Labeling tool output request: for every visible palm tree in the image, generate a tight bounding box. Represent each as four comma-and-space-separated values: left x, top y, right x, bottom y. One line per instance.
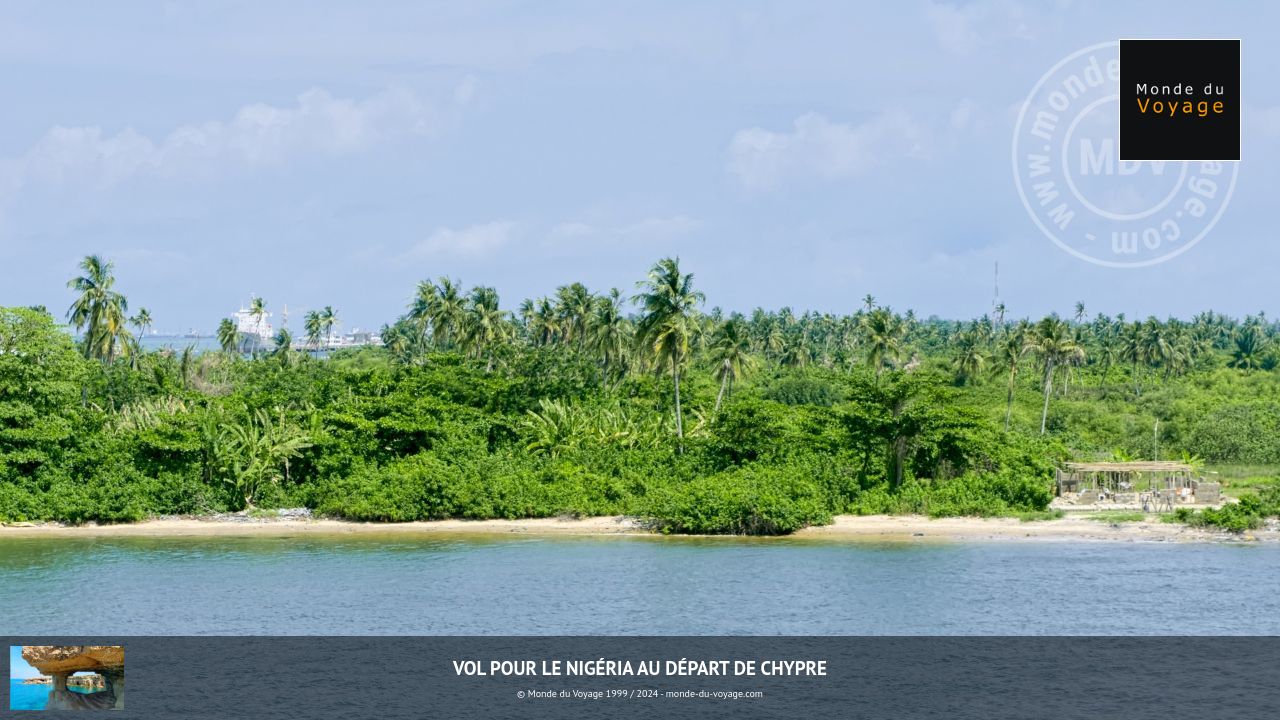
321, 306, 338, 349
633, 257, 704, 447
952, 329, 988, 385
217, 318, 240, 354
555, 282, 595, 346
997, 322, 1028, 430
1119, 321, 1149, 395
408, 279, 437, 345
1073, 301, 1087, 324
526, 297, 559, 346
130, 307, 153, 337
271, 328, 296, 366
588, 289, 629, 379
303, 310, 324, 351
709, 318, 756, 413
431, 278, 466, 348
248, 297, 267, 353
1228, 324, 1270, 370
1094, 321, 1120, 388
462, 286, 511, 370
1025, 316, 1084, 434
859, 307, 906, 382
66, 254, 132, 362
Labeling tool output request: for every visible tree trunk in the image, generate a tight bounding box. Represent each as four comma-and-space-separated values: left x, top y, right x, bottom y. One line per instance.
1004, 366, 1016, 431
713, 361, 730, 414
672, 355, 684, 451
1040, 359, 1055, 434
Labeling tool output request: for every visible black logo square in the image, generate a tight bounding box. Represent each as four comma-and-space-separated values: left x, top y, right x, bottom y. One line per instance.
1120, 39, 1240, 161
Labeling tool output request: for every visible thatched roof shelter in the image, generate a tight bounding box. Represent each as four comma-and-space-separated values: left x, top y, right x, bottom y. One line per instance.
1056, 460, 1200, 499
1063, 461, 1192, 473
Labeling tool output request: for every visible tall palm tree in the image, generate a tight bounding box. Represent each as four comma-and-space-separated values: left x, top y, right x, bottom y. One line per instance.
633, 257, 704, 447
303, 310, 324, 351
431, 278, 466, 349
997, 322, 1029, 430
1119, 321, 1149, 395
130, 307, 153, 337
1094, 321, 1120, 388
248, 297, 267, 353
859, 307, 905, 382
952, 329, 988, 385
1025, 316, 1084, 434
588, 289, 629, 379
66, 254, 131, 362
408, 279, 438, 346
526, 297, 559, 346
320, 306, 338, 348
462, 286, 511, 370
216, 319, 240, 353
555, 282, 595, 346
709, 318, 756, 413
217, 318, 240, 354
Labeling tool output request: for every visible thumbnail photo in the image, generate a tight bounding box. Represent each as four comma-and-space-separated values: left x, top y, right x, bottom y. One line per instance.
9, 646, 124, 711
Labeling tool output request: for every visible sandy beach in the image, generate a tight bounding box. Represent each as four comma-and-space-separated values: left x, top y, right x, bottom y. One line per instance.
1, 513, 1274, 543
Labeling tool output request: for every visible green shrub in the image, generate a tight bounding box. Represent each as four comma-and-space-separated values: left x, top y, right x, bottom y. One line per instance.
762, 376, 847, 407
848, 471, 1053, 518
644, 464, 832, 535
1177, 493, 1275, 533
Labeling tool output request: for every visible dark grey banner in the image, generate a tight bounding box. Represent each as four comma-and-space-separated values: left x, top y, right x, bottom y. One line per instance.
4, 637, 1278, 719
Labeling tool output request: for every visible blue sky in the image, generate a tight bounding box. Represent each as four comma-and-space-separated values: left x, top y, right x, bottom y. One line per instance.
0, 1, 1276, 333
9, 646, 37, 679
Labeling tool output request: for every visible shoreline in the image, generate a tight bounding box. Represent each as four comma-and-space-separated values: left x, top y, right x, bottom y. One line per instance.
0, 514, 1274, 543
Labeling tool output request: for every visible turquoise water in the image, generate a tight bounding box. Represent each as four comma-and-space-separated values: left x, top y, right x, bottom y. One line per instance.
8, 678, 94, 710
1, 535, 1278, 635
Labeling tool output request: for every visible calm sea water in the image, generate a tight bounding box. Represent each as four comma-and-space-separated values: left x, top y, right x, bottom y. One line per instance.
8, 678, 93, 710
1, 536, 1278, 635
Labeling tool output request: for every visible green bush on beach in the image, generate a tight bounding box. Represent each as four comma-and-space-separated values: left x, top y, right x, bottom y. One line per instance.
1172, 487, 1280, 533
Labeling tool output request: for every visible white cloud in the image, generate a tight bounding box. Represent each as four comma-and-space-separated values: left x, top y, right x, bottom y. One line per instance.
4, 86, 442, 193
405, 221, 516, 260
726, 111, 926, 191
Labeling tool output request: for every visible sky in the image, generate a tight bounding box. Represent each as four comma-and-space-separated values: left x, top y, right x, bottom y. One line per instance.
0, 1, 1277, 334
9, 646, 37, 679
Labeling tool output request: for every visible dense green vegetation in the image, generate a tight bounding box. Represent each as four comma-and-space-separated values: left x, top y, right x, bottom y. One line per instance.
2, 255, 1279, 533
